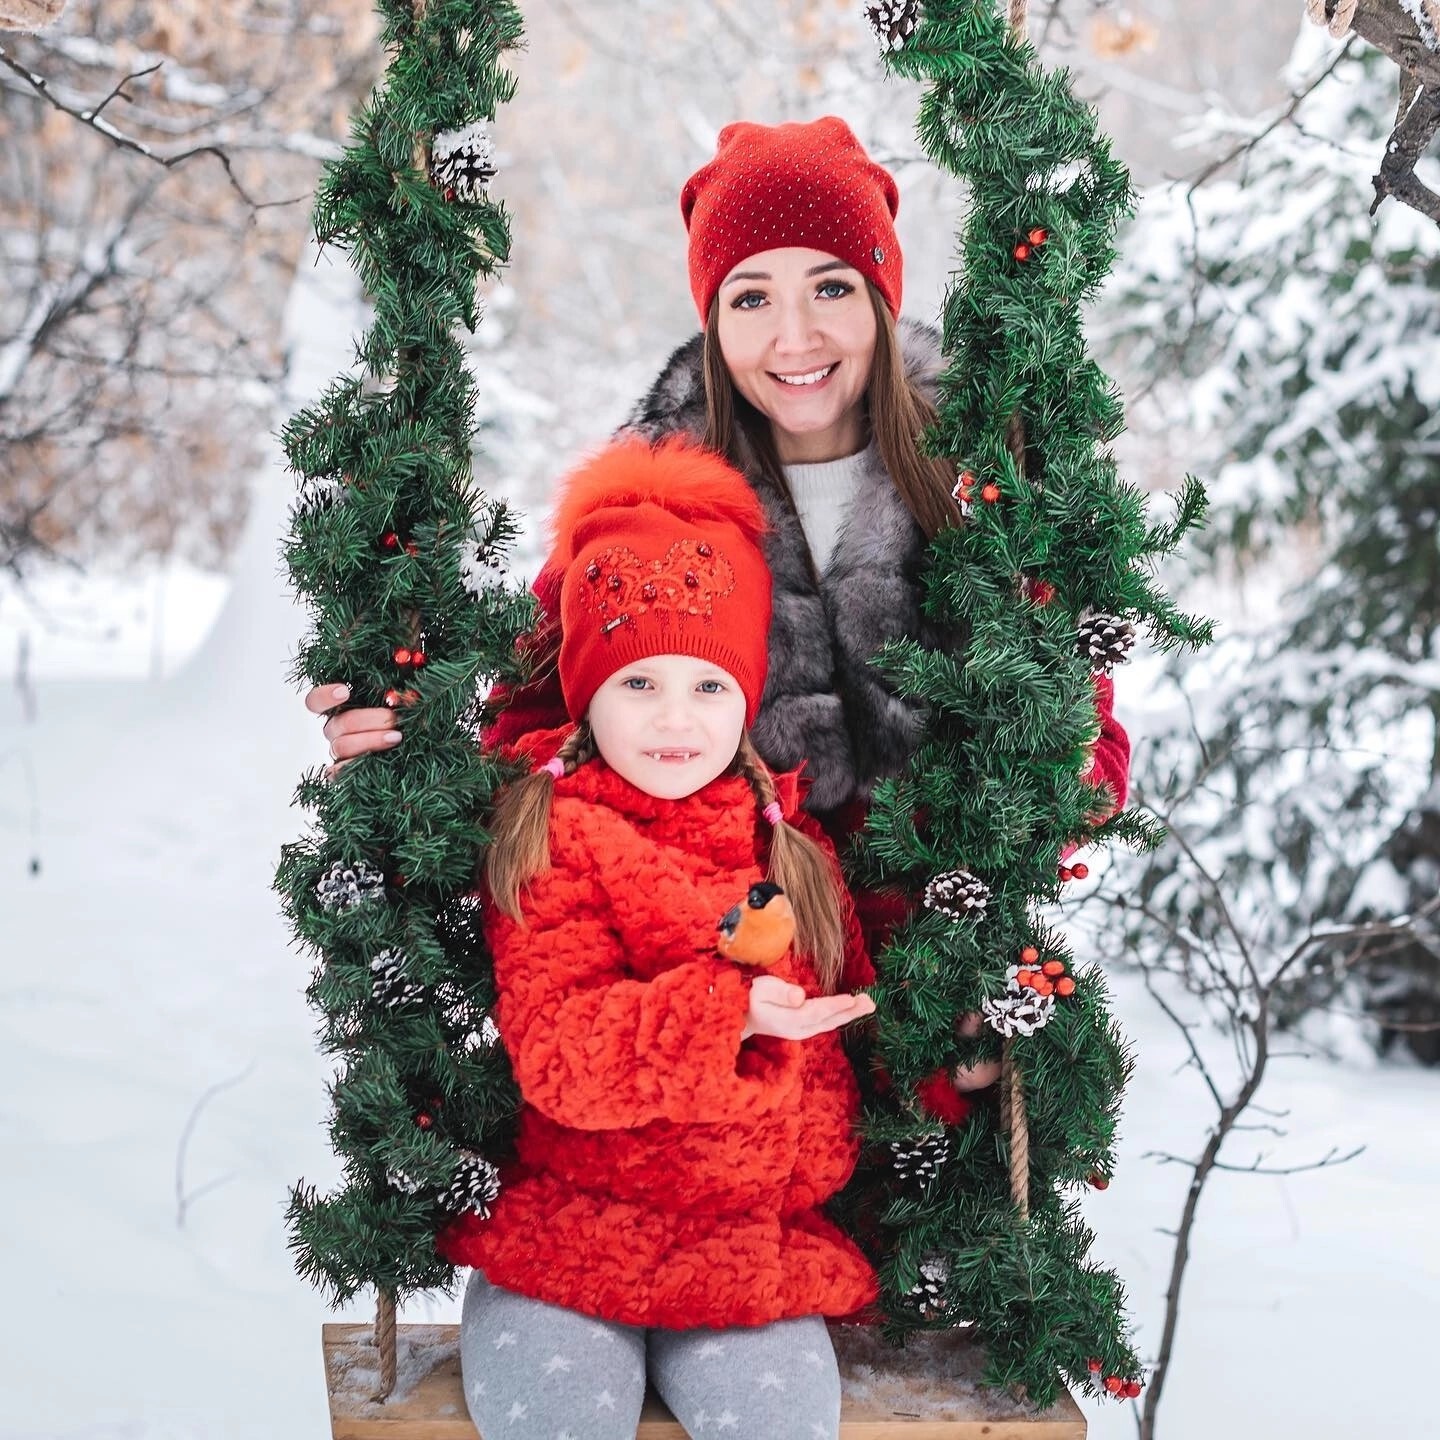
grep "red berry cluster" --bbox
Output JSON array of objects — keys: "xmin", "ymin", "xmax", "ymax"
[
  {"xmin": 384, "ymin": 687, "xmax": 420, "ymax": 708},
  {"xmin": 1058, "ymin": 861, "xmax": 1090, "ymax": 883},
  {"xmin": 381, "ymin": 530, "xmax": 420, "ymax": 558},
  {"xmin": 1014, "ymin": 225, "xmax": 1050, "ymax": 262},
  {"xmin": 1015, "ymin": 946, "xmax": 1075, "ymax": 998},
  {"xmin": 1087, "ymin": 1359, "xmax": 1142, "ymax": 1399},
  {"xmin": 415, "ymin": 1093, "xmax": 445, "ymax": 1130},
  {"xmin": 953, "ymin": 469, "xmax": 1002, "ymax": 506}
]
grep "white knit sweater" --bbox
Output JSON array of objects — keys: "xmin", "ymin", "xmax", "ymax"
[{"xmin": 783, "ymin": 442, "xmax": 876, "ymax": 574}]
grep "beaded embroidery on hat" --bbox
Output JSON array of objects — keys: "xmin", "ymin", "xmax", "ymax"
[{"xmin": 580, "ymin": 539, "xmax": 736, "ymax": 639}]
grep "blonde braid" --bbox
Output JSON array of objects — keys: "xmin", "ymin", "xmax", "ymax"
[
  {"xmin": 734, "ymin": 735, "xmax": 847, "ymax": 991},
  {"xmin": 484, "ymin": 724, "xmax": 596, "ymax": 920}
]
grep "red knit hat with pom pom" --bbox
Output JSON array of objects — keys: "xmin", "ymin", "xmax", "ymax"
[
  {"xmin": 549, "ymin": 437, "xmax": 772, "ymax": 726},
  {"xmin": 681, "ymin": 116, "xmax": 902, "ymax": 322}
]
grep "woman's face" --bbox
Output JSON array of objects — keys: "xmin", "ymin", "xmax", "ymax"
[
  {"xmin": 714, "ymin": 246, "xmax": 878, "ymax": 465},
  {"xmin": 586, "ymin": 654, "xmax": 747, "ymax": 800}
]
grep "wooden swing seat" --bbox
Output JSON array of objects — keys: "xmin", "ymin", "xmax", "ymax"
[{"xmin": 323, "ymin": 1321, "xmax": 1086, "ymax": 1439}]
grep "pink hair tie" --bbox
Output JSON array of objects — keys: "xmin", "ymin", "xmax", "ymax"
[
  {"xmin": 762, "ymin": 801, "xmax": 784, "ymax": 827},
  {"xmin": 541, "ymin": 757, "xmax": 565, "ymax": 780}
]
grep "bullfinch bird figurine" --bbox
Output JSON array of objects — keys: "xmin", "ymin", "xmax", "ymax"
[{"xmin": 716, "ymin": 883, "xmax": 795, "ymax": 969}]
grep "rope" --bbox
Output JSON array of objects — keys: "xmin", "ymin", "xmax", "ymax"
[
  {"xmin": 1305, "ymin": 0, "xmax": 1358, "ymax": 37},
  {"xmin": 374, "ymin": 1289, "xmax": 398, "ymax": 1401},
  {"xmin": 1004, "ymin": 1039, "xmax": 1030, "ymax": 1221}
]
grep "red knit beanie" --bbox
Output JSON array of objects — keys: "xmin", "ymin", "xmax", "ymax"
[
  {"xmin": 681, "ymin": 116, "xmax": 902, "ymax": 322},
  {"xmin": 548, "ymin": 437, "xmax": 773, "ymax": 726}
]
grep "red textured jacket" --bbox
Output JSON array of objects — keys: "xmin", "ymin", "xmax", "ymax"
[{"xmin": 437, "ymin": 737, "xmax": 879, "ymax": 1329}]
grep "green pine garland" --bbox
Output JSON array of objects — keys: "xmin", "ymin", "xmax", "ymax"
[
  {"xmin": 274, "ymin": 0, "xmax": 532, "ymax": 1319},
  {"xmin": 842, "ymin": 0, "xmax": 1213, "ymax": 1409}
]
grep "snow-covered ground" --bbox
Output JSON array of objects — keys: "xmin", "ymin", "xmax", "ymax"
[{"xmin": 3, "ymin": 247, "xmax": 1436, "ymax": 1440}]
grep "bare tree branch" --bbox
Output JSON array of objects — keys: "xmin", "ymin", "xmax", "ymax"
[{"xmin": 0, "ymin": 41, "xmax": 300, "ymax": 211}]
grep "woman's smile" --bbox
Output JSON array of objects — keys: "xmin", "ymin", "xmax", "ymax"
[{"xmin": 770, "ymin": 363, "xmax": 839, "ymax": 388}]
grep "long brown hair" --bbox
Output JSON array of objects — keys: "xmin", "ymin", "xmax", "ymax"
[
  {"xmin": 702, "ymin": 283, "xmax": 960, "ymax": 541},
  {"xmin": 484, "ymin": 729, "xmax": 849, "ymax": 993}
]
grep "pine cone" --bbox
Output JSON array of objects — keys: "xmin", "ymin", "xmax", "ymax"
[
  {"xmin": 866, "ymin": 0, "xmax": 921, "ymax": 51},
  {"xmin": 906, "ymin": 1254, "xmax": 951, "ymax": 1317},
  {"xmin": 314, "ymin": 859, "xmax": 387, "ymax": 911},
  {"xmin": 923, "ymin": 868, "xmax": 991, "ymax": 920},
  {"xmin": 982, "ymin": 988, "xmax": 1057, "ymax": 1038},
  {"xmin": 370, "ymin": 948, "xmax": 424, "ymax": 1008},
  {"xmin": 440, "ymin": 1151, "xmax": 502, "ymax": 1217},
  {"xmin": 1077, "ymin": 613, "xmax": 1136, "ymax": 673},
  {"xmin": 890, "ymin": 1132, "xmax": 951, "ymax": 1186},
  {"xmin": 431, "ymin": 121, "xmax": 497, "ymax": 204}
]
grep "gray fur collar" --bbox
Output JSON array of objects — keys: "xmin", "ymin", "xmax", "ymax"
[{"xmin": 622, "ymin": 319, "xmax": 947, "ymax": 814}]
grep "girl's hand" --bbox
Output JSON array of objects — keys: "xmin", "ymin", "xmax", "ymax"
[
  {"xmin": 953, "ymin": 1011, "xmax": 1002, "ymax": 1091},
  {"xmin": 741, "ymin": 975, "xmax": 876, "ymax": 1042},
  {"xmin": 304, "ymin": 683, "xmax": 404, "ymax": 778}
]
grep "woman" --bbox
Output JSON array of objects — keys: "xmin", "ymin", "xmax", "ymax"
[{"xmin": 312, "ymin": 115, "xmax": 1130, "ymax": 852}]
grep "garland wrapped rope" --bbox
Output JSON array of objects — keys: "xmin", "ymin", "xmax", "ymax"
[
  {"xmin": 276, "ymin": 0, "xmax": 531, "ymax": 1403},
  {"xmin": 842, "ymin": 0, "xmax": 1211, "ymax": 1408}
]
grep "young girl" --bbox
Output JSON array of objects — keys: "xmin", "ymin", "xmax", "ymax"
[{"xmin": 437, "ymin": 435, "xmax": 883, "ymax": 1440}]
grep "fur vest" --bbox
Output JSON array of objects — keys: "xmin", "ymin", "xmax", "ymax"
[{"xmin": 622, "ymin": 319, "xmax": 950, "ymax": 814}]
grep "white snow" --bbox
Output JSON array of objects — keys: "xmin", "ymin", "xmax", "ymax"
[{"xmin": 3, "ymin": 243, "xmax": 1437, "ymax": 1440}]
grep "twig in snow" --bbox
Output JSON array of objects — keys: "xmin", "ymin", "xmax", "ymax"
[{"xmin": 175, "ymin": 1060, "xmax": 256, "ymax": 1229}]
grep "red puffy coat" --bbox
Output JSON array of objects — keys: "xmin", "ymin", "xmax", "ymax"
[{"xmin": 437, "ymin": 737, "xmax": 879, "ymax": 1329}]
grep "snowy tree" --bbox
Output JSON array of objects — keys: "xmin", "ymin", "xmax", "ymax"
[
  {"xmin": 1102, "ymin": 27, "xmax": 1440, "ymax": 1060},
  {"xmin": 0, "ymin": 1, "xmax": 380, "ymax": 578}
]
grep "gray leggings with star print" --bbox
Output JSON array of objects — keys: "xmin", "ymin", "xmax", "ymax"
[{"xmin": 460, "ymin": 1271, "xmax": 841, "ymax": 1440}]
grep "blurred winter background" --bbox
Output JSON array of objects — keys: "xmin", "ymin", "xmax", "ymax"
[{"xmin": 2, "ymin": 2, "xmax": 1436, "ymax": 1438}]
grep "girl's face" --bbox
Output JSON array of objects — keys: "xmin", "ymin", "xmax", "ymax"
[
  {"xmin": 714, "ymin": 246, "xmax": 878, "ymax": 466},
  {"xmin": 587, "ymin": 654, "xmax": 748, "ymax": 800}
]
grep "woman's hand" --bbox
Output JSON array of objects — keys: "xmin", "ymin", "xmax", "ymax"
[
  {"xmin": 953, "ymin": 1011, "xmax": 1002, "ymax": 1091},
  {"xmin": 741, "ymin": 975, "xmax": 876, "ymax": 1042},
  {"xmin": 304, "ymin": 683, "xmax": 403, "ymax": 778}
]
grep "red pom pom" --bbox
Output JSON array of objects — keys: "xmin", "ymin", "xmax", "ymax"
[
  {"xmin": 416, "ymin": 1112, "xmax": 433, "ymax": 1130},
  {"xmin": 411, "ymin": 650, "xmax": 427, "ymax": 667},
  {"xmin": 981, "ymin": 482, "xmax": 1002, "ymax": 503},
  {"xmin": 393, "ymin": 647, "xmax": 413, "ymax": 665},
  {"xmin": 1042, "ymin": 959, "xmax": 1066, "ymax": 977},
  {"xmin": 915, "ymin": 1068, "xmax": 975, "ymax": 1126},
  {"xmin": 1020, "ymin": 945, "xmax": 1040, "ymax": 964},
  {"xmin": 1014, "ymin": 242, "xmax": 1032, "ymax": 261},
  {"xmin": 384, "ymin": 688, "xmax": 404, "ymax": 707},
  {"xmin": 405, "ymin": 541, "xmax": 419, "ymax": 557},
  {"xmin": 1056, "ymin": 976, "xmax": 1076, "ymax": 997},
  {"xmin": 1072, "ymin": 862, "xmax": 1090, "ymax": 880},
  {"xmin": 1028, "ymin": 226, "xmax": 1049, "ymax": 246}
]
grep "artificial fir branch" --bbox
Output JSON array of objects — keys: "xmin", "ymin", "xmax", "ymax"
[
  {"xmin": 276, "ymin": 0, "xmax": 529, "ymax": 1386},
  {"xmin": 839, "ymin": 0, "xmax": 1211, "ymax": 1408}
]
